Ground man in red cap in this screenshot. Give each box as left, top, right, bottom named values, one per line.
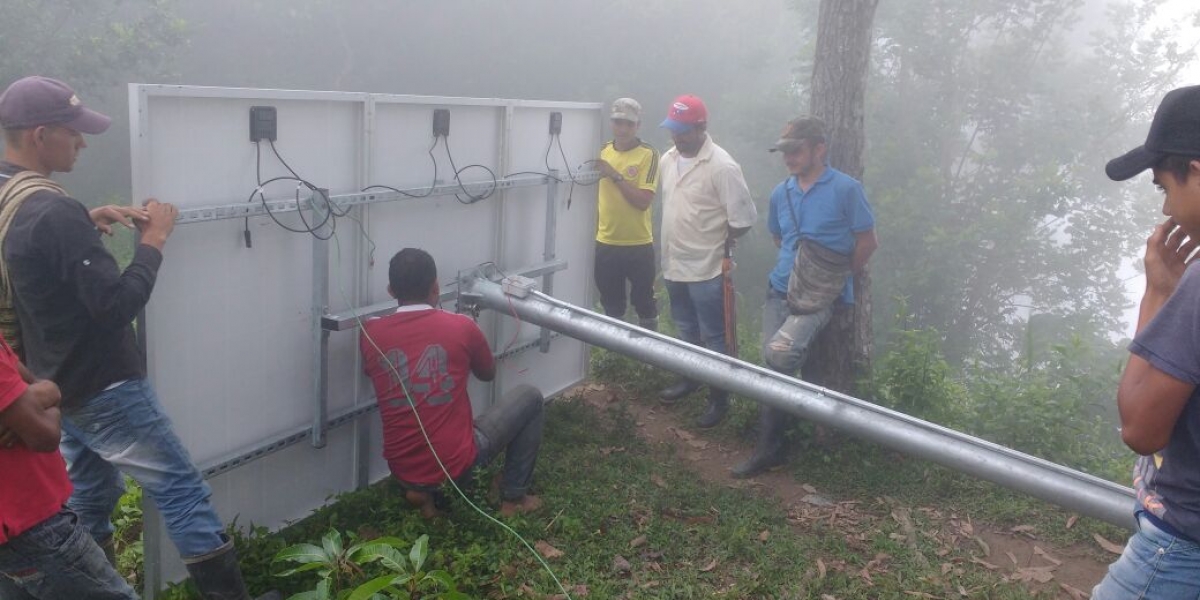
left=657, top=95, right=757, bottom=428
left=0, top=76, right=270, bottom=599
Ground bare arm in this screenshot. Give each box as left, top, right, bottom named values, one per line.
left=0, top=380, right=63, bottom=452
left=851, top=229, right=879, bottom=274
left=612, top=178, right=654, bottom=211
left=1118, top=219, right=1199, bottom=454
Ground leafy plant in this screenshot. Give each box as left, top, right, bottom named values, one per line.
left=273, top=529, right=466, bottom=600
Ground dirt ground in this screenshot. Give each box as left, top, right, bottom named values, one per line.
left=571, top=382, right=1116, bottom=600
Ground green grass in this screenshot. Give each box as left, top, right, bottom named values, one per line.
left=151, top=389, right=1075, bottom=599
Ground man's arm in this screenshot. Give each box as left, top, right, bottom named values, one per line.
left=851, top=229, right=879, bottom=274
left=465, top=321, right=496, bottom=382
left=41, top=197, right=175, bottom=328
left=596, top=159, right=654, bottom=211
left=0, top=378, right=62, bottom=453
left=1118, top=219, right=1198, bottom=454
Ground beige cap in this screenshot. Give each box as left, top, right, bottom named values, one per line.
left=610, top=97, right=641, bottom=123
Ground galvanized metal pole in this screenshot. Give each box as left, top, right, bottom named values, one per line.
left=462, top=276, right=1137, bottom=530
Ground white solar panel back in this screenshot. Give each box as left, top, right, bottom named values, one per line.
left=128, top=85, right=602, bottom=592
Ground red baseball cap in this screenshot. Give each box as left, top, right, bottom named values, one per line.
left=0, top=76, right=111, bottom=135
left=660, top=95, right=707, bottom=134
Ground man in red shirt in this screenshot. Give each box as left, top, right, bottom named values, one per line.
left=360, top=248, right=545, bottom=518
left=0, top=337, right=137, bottom=599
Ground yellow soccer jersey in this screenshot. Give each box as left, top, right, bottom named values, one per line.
left=597, top=140, right=659, bottom=245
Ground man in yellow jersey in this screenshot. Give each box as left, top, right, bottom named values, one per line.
left=594, top=98, right=661, bottom=330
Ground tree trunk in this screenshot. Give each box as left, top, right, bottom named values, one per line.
left=804, top=0, right=879, bottom=394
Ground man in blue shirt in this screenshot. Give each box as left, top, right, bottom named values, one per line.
left=734, top=117, right=878, bottom=478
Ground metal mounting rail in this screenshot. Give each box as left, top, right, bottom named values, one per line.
left=461, top=276, right=1138, bottom=530
left=174, top=171, right=601, bottom=225
left=322, top=259, right=567, bottom=331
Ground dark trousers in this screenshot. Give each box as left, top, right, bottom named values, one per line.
left=593, top=241, right=657, bottom=320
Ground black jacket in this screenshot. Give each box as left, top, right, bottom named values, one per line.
left=1, top=162, right=162, bottom=407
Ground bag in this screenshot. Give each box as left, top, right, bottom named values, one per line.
left=787, top=239, right=850, bottom=315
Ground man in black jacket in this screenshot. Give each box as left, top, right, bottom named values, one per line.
left=0, top=75, right=261, bottom=599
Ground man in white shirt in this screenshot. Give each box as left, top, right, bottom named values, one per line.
left=657, top=95, right=757, bottom=428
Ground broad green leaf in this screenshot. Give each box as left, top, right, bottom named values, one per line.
left=321, top=529, right=344, bottom=558
left=409, top=534, right=429, bottom=571
left=273, top=543, right=329, bottom=565
left=345, top=575, right=400, bottom=600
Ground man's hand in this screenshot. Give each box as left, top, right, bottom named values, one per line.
left=1145, top=218, right=1197, bottom=299
left=595, top=159, right=619, bottom=179
left=90, top=205, right=149, bottom=236
left=137, top=198, right=179, bottom=250
left=0, top=424, right=18, bottom=449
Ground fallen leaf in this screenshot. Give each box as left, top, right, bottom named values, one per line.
left=612, top=555, right=632, bottom=574
left=535, top=540, right=564, bottom=560
left=802, top=483, right=818, bottom=493
left=1033, top=546, right=1062, bottom=566
left=1065, top=515, right=1078, bottom=530
left=686, top=439, right=709, bottom=450
left=1094, top=533, right=1125, bottom=555
left=816, top=558, right=827, bottom=579
left=758, top=530, right=770, bottom=542
left=969, top=556, right=998, bottom=570
left=699, top=558, right=719, bottom=572
left=1005, top=551, right=1018, bottom=566
left=903, top=592, right=939, bottom=599
left=1011, top=566, right=1056, bottom=584
left=1060, top=582, right=1089, bottom=600
left=629, top=535, right=647, bottom=549
left=821, top=595, right=837, bottom=600
left=1011, top=525, right=1037, bottom=536
left=599, top=446, right=626, bottom=456
left=972, top=535, right=990, bottom=557
left=651, top=474, right=667, bottom=489
left=961, top=521, right=974, bottom=535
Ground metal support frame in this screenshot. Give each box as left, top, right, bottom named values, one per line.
left=311, top=189, right=332, bottom=448
left=461, top=276, right=1138, bottom=531
left=172, top=172, right=599, bottom=226
left=539, top=171, right=559, bottom=352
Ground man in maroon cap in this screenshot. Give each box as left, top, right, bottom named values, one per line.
left=0, top=76, right=268, bottom=599
left=657, top=95, right=757, bottom=428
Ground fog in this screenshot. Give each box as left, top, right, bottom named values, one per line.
left=4, top=0, right=1199, bottom=475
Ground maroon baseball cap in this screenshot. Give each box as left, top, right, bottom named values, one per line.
left=660, top=95, right=708, bottom=134
left=0, top=76, right=111, bottom=135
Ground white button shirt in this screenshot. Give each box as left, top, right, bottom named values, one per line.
left=659, top=135, right=757, bottom=282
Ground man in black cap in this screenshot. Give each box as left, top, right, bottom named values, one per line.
left=1092, top=85, right=1200, bottom=598
left=0, top=76, right=266, bottom=599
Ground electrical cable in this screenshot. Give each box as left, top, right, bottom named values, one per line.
left=362, top=137, right=442, bottom=198
left=328, top=231, right=574, bottom=600
left=443, top=136, right=498, bottom=204
left=271, top=139, right=350, bottom=218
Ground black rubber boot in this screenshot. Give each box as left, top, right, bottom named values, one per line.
left=659, top=378, right=701, bottom=404
left=732, top=405, right=788, bottom=478
left=185, top=534, right=281, bottom=600
left=695, top=389, right=730, bottom=429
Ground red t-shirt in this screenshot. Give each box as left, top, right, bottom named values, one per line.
left=0, top=338, right=71, bottom=544
left=360, top=307, right=494, bottom=486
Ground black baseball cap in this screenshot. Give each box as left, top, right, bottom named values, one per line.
left=1106, top=85, right=1200, bottom=181
left=0, top=76, right=111, bottom=135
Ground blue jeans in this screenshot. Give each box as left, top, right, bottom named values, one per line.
left=394, top=385, right=545, bottom=503
left=762, top=286, right=832, bottom=376
left=0, top=509, right=138, bottom=599
left=59, top=379, right=225, bottom=559
left=664, top=276, right=727, bottom=354
left=1092, top=512, right=1200, bottom=599
left=473, top=385, right=545, bottom=501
